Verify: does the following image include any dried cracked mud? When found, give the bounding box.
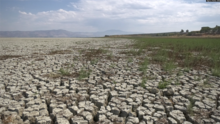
[0,38,220,124]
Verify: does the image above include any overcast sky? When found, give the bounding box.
[0,0,219,33]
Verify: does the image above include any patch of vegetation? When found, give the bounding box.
[162,61,177,73]
[158,81,170,89]
[120,49,143,56]
[91,58,98,65]
[202,80,212,88]
[43,72,61,79]
[83,48,109,61]
[183,68,190,73]
[59,68,71,76]
[106,52,113,60]
[110,63,116,68]
[35,57,44,61]
[77,68,90,81]
[129,37,220,72]
[0,55,22,60]
[48,50,72,55]
[127,57,133,63]
[113,80,117,84]
[174,82,181,85]
[71,63,75,67]
[140,78,146,88]
[212,68,220,77]
[139,58,149,75]
[187,97,195,116]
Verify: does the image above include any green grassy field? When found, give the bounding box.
[127,37,220,77]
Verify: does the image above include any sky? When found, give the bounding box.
[0,0,220,33]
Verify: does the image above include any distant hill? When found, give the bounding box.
[0,29,136,38]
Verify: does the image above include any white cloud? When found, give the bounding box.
[15,0,220,32]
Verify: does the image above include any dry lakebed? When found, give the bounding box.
[0,38,220,124]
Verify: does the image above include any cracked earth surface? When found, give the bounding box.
[0,38,220,124]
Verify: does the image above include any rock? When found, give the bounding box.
[119,106,132,117]
[174,105,187,113]
[163,87,174,96]
[211,115,220,122]
[62,109,73,120]
[142,115,158,124]
[70,116,88,124]
[201,118,216,124]
[111,107,120,116]
[169,110,186,124]
[148,87,160,94]
[182,121,192,124]
[55,117,70,124]
[154,104,165,112]
[69,106,79,115]
[36,116,52,124]
[126,116,139,124]
[168,117,178,124]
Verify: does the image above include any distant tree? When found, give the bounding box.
[186,29,189,33]
[180,29,184,33]
[200,27,211,33]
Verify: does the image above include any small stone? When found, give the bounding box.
[169,110,186,123]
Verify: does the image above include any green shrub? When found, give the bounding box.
[158,81,170,89]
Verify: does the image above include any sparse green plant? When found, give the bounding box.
[158,81,170,89]
[59,68,70,76]
[71,63,75,67]
[162,61,176,73]
[140,78,146,88]
[195,77,201,81]
[203,80,211,87]
[212,68,220,77]
[110,63,116,68]
[139,58,149,74]
[113,80,117,84]
[174,81,181,85]
[187,97,195,116]
[78,68,90,81]
[91,59,98,65]
[128,57,133,63]
[183,68,190,73]
[177,71,183,76]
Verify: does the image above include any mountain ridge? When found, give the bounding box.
[0,29,134,38]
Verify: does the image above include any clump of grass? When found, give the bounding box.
[183,68,190,73]
[187,97,195,116]
[83,48,109,61]
[78,68,90,81]
[71,63,75,67]
[110,63,116,68]
[107,52,113,60]
[174,81,181,85]
[48,50,72,55]
[113,80,117,84]
[120,49,143,56]
[127,57,133,63]
[212,68,220,77]
[140,78,146,88]
[201,80,212,88]
[139,58,149,74]
[0,55,22,60]
[91,59,98,65]
[158,81,170,89]
[43,72,61,79]
[59,68,71,76]
[162,61,177,73]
